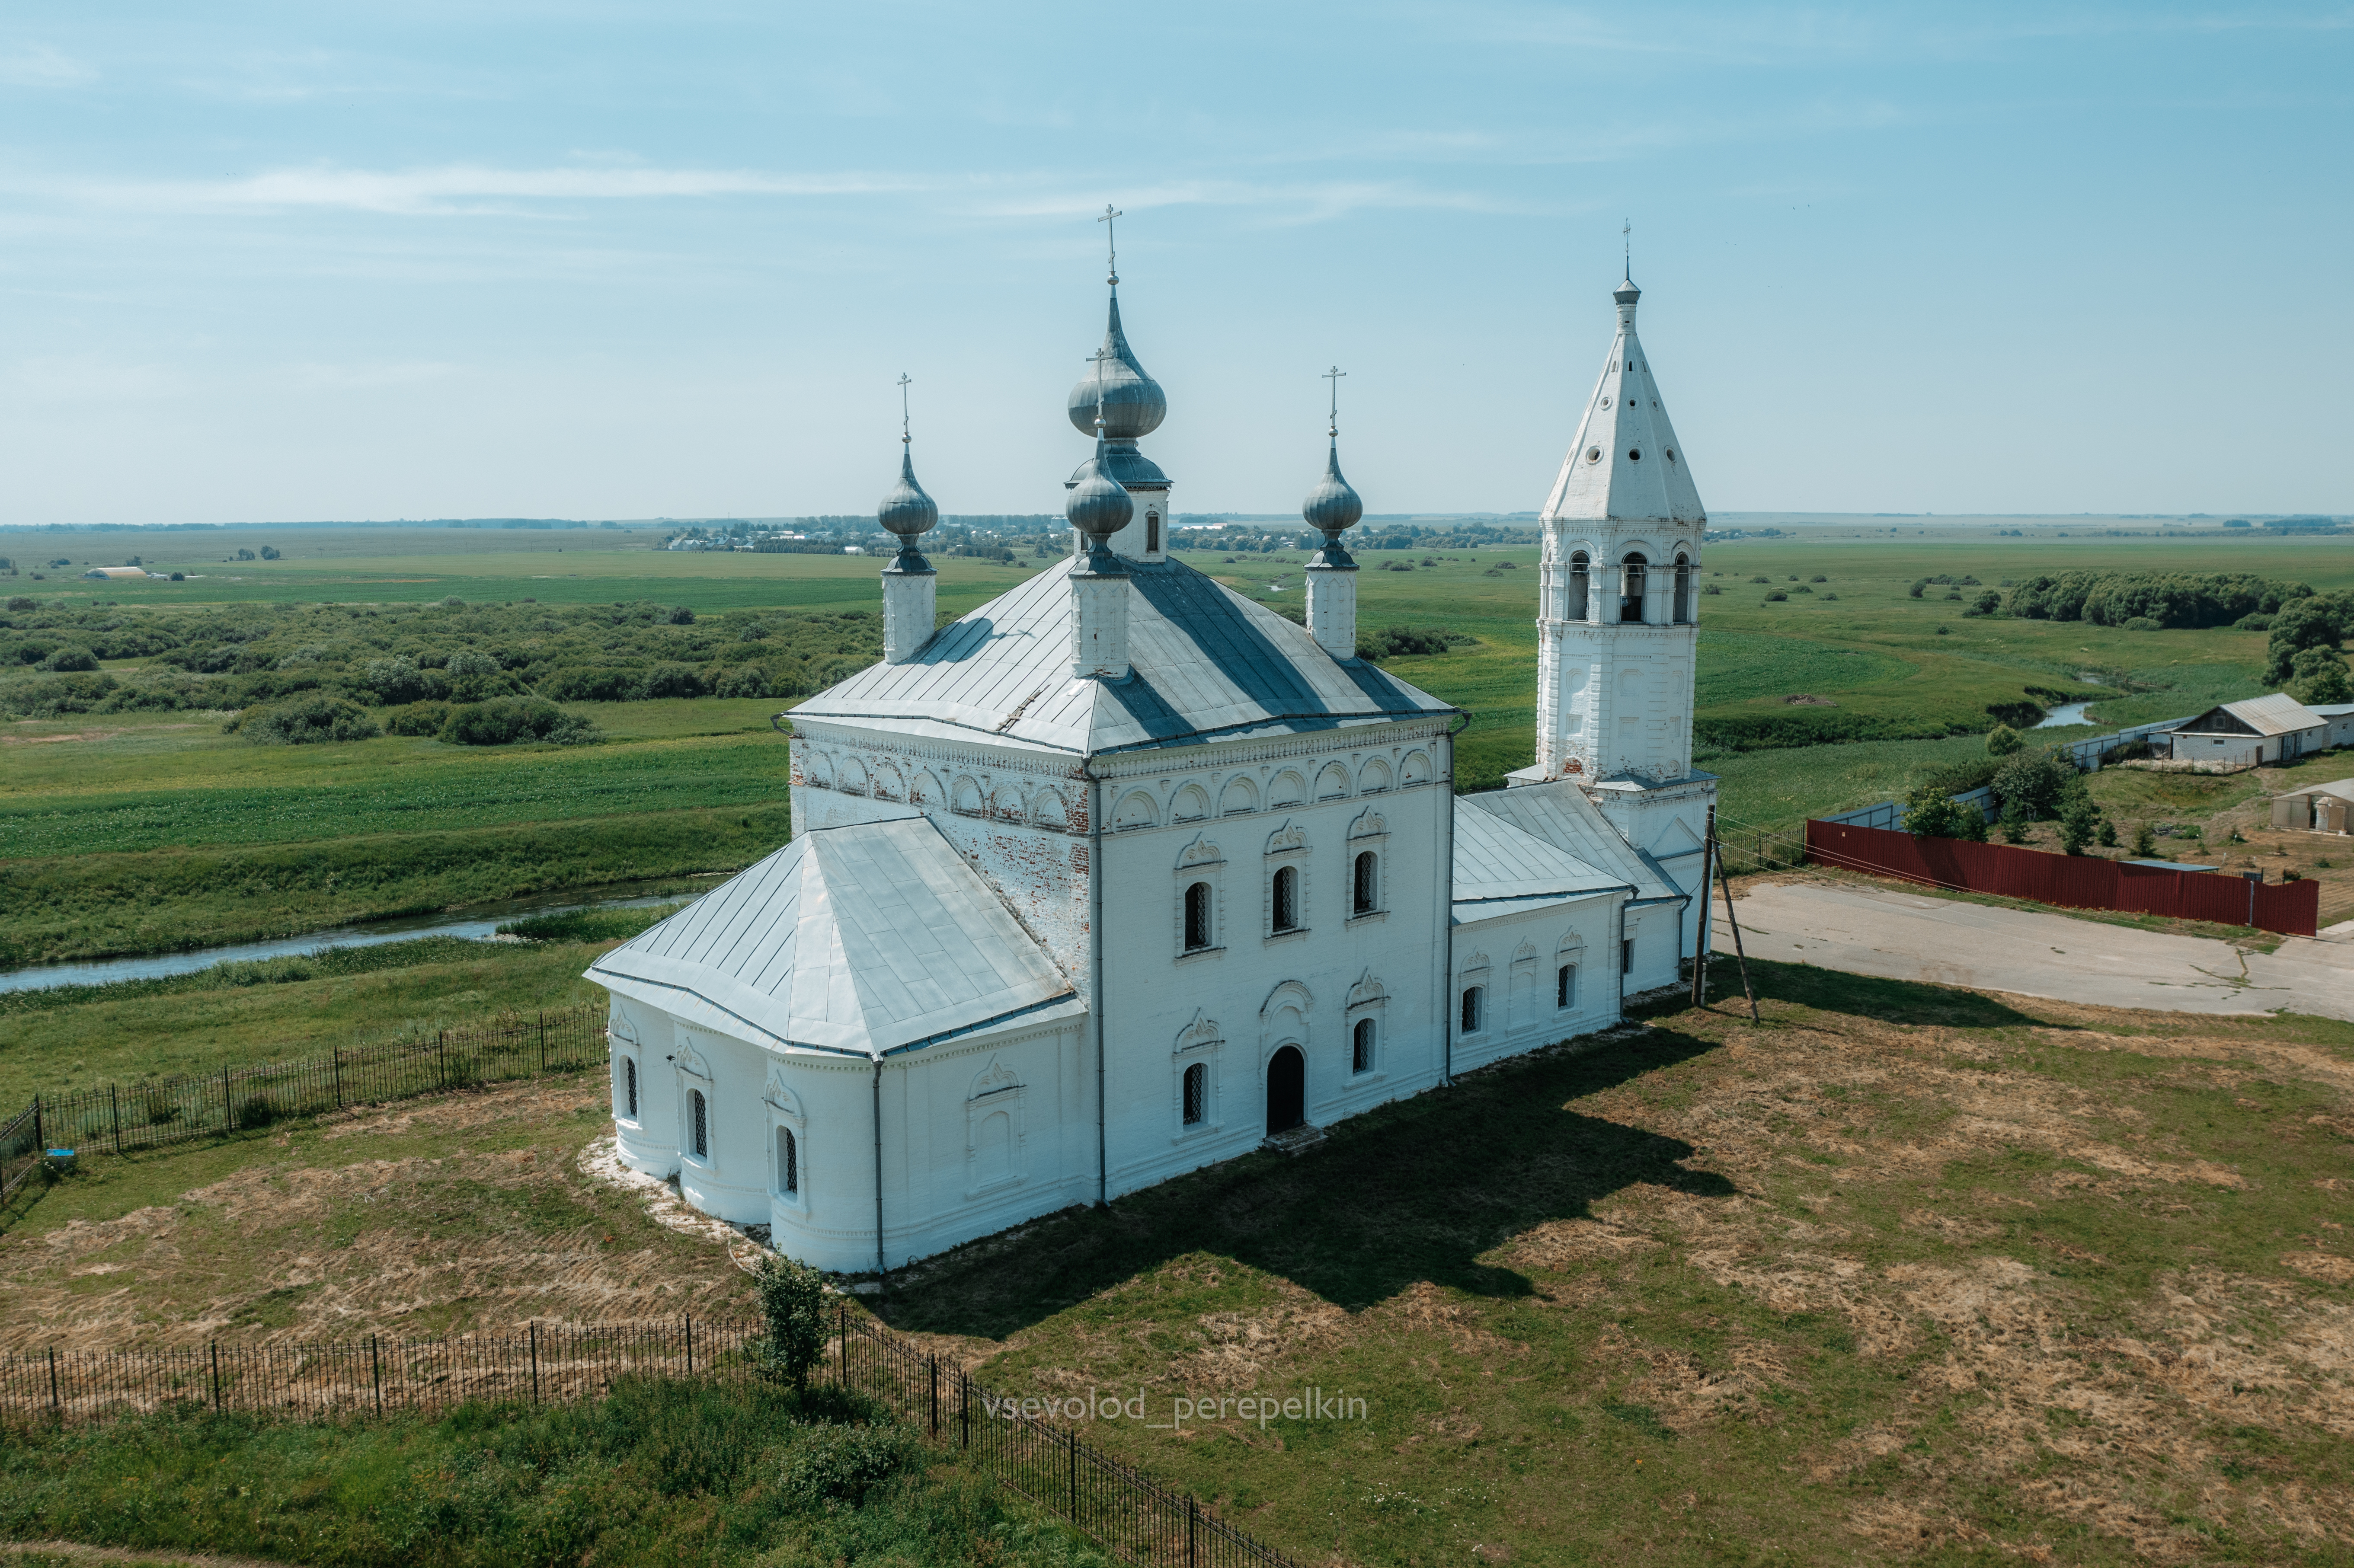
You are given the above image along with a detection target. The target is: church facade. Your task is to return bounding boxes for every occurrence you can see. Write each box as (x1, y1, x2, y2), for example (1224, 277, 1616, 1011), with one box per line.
(586, 261, 1718, 1274)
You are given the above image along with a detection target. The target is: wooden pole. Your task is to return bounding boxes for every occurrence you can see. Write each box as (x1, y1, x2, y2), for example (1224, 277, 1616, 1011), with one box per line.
(1714, 833, 1759, 1023)
(1689, 805, 1716, 1009)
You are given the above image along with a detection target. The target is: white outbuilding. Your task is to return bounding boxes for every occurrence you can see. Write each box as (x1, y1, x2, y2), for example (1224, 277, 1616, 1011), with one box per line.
(588, 259, 1718, 1273)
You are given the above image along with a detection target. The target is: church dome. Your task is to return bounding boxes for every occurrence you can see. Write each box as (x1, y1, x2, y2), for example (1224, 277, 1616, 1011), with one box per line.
(1065, 437, 1135, 546)
(1302, 442, 1363, 536)
(1065, 292, 1167, 441)
(1613, 273, 1642, 306)
(876, 448, 939, 543)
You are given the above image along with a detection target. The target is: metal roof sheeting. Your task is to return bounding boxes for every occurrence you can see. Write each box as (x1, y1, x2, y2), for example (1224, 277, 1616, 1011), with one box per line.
(1450, 805, 1625, 903)
(2175, 693, 2329, 738)
(1458, 779, 1683, 903)
(792, 555, 1453, 756)
(588, 814, 1073, 1059)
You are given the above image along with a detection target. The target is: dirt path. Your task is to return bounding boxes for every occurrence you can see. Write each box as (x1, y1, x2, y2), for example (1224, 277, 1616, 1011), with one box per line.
(1723, 878, 2354, 1019)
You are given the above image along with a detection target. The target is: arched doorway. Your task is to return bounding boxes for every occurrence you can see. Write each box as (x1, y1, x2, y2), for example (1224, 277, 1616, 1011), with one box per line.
(1266, 1046, 1305, 1135)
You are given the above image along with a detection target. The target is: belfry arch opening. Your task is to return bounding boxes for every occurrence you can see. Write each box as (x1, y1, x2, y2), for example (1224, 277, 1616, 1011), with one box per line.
(1619, 554, 1648, 624)
(1567, 550, 1590, 621)
(1673, 554, 1692, 623)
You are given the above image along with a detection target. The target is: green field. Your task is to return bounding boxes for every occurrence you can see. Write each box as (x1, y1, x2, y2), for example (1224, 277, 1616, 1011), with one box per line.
(4, 523, 2335, 968)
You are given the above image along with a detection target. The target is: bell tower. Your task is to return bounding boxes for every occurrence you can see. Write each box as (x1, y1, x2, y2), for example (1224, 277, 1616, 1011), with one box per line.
(1516, 265, 1716, 939)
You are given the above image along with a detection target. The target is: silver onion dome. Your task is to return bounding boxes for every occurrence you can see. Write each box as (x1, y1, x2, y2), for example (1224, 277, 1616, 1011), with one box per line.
(876, 448, 939, 558)
(1064, 291, 1167, 441)
(1065, 433, 1135, 556)
(1303, 441, 1363, 538)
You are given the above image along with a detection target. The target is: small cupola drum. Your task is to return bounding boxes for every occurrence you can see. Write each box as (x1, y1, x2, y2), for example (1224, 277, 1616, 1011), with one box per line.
(877, 373, 941, 665)
(1302, 365, 1364, 661)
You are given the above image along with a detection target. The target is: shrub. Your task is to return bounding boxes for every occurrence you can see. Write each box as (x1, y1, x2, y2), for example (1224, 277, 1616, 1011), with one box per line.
(258, 545, 280, 559)
(2097, 817, 2119, 848)
(38, 645, 99, 672)
(2057, 791, 2101, 856)
(2133, 821, 2158, 857)
(2121, 616, 2161, 631)
(753, 1254, 830, 1389)
(229, 696, 382, 745)
(774, 1421, 920, 1509)
(1357, 626, 1472, 660)
(1985, 724, 2025, 756)
(1904, 784, 1986, 842)
(358, 655, 434, 705)
(1993, 749, 2077, 821)
(1999, 800, 2032, 843)
(384, 701, 450, 736)
(1810, 575, 1828, 583)
(1763, 590, 1788, 602)
(1750, 575, 1771, 584)
(1985, 699, 2046, 728)
(668, 604, 697, 625)
(441, 646, 505, 702)
(1820, 592, 1837, 600)
(4, 595, 34, 611)
(1962, 591, 2003, 617)
(440, 696, 601, 747)
(1701, 583, 1722, 595)
(2235, 612, 2274, 631)
(1909, 580, 1927, 597)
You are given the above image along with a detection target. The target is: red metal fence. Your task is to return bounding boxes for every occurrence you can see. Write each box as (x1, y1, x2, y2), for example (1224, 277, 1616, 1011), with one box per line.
(1804, 821, 2319, 937)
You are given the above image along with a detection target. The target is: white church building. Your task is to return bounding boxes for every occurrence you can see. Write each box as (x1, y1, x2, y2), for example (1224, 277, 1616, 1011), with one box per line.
(587, 259, 1717, 1274)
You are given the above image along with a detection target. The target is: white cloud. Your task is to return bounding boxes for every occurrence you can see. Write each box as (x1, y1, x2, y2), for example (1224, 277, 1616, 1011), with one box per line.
(0, 43, 93, 87)
(16, 163, 940, 217)
(288, 361, 457, 390)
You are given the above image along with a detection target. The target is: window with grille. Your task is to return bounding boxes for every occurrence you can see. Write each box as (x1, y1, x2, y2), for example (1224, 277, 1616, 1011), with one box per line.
(1352, 1017, 1375, 1074)
(1184, 881, 1212, 950)
(1352, 851, 1378, 915)
(1182, 1063, 1206, 1126)
(1271, 865, 1299, 933)
(1622, 937, 1634, 976)
(1558, 964, 1577, 1009)
(1460, 986, 1484, 1035)
(690, 1089, 708, 1159)
(777, 1126, 798, 1194)
(623, 1056, 637, 1118)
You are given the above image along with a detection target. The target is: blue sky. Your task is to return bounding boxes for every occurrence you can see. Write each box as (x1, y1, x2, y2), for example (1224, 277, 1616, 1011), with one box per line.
(1, 3, 2346, 525)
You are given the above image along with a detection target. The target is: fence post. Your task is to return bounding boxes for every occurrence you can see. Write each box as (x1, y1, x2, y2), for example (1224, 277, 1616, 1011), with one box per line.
(1068, 1427, 1078, 1521)
(333, 1047, 344, 1111)
(960, 1370, 969, 1449)
(437, 1031, 447, 1089)
(684, 1313, 694, 1375)
(109, 1084, 122, 1156)
(1188, 1496, 1198, 1568)
(209, 1341, 221, 1411)
(928, 1353, 938, 1437)
(47, 1348, 59, 1416)
(530, 1322, 541, 1405)
(371, 1335, 382, 1416)
(538, 1013, 547, 1076)
(838, 1304, 847, 1388)
(32, 1093, 42, 1155)
(222, 1068, 233, 1133)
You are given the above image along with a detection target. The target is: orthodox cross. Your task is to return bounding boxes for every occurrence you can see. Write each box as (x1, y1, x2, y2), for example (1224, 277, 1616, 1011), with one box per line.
(1087, 346, 1115, 431)
(1098, 204, 1122, 284)
(896, 372, 912, 446)
(1623, 218, 1631, 275)
(1322, 364, 1347, 437)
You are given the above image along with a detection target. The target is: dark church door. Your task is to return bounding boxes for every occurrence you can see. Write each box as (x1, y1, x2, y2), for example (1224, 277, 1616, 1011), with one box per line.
(1266, 1046, 1305, 1135)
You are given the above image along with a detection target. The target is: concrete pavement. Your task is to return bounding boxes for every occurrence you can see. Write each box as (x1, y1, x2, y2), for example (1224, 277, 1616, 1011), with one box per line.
(1716, 880, 2354, 1021)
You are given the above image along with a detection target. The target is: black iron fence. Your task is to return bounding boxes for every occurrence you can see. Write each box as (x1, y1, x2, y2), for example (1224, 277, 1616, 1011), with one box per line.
(0, 1308, 1296, 1568)
(0, 1009, 608, 1204)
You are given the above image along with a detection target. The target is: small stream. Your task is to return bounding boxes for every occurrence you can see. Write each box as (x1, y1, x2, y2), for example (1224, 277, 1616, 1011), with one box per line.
(0, 882, 708, 996)
(2035, 701, 2095, 728)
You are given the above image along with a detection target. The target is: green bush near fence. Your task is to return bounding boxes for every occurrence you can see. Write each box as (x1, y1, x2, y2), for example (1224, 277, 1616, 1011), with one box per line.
(0, 1379, 1106, 1568)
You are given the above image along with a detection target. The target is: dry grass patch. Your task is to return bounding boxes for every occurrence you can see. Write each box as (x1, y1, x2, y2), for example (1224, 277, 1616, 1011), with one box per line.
(873, 964, 2354, 1566)
(0, 1080, 751, 1346)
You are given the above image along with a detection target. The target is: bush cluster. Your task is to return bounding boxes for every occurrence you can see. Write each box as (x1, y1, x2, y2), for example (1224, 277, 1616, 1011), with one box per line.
(2005, 571, 2311, 629)
(0, 598, 884, 722)
(1355, 625, 1476, 660)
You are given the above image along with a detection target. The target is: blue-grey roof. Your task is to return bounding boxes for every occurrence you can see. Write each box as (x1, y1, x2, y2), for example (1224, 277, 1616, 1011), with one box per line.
(1069, 440, 1167, 490)
(1302, 440, 1363, 535)
(878, 447, 939, 540)
(1451, 805, 1625, 905)
(790, 554, 1455, 756)
(587, 814, 1075, 1059)
(1066, 290, 1166, 441)
(1458, 779, 1683, 903)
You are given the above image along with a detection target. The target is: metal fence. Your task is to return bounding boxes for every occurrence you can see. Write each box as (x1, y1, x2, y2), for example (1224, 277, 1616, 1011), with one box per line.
(1, 1008, 608, 1204)
(0, 1307, 1295, 1568)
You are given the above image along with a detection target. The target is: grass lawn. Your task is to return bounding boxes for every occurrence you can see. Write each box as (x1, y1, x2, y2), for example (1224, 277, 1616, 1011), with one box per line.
(854, 964, 2354, 1568)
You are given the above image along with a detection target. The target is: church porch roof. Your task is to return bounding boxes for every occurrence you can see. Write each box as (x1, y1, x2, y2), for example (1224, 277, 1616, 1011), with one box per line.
(587, 814, 1076, 1060)
(1459, 778, 1684, 904)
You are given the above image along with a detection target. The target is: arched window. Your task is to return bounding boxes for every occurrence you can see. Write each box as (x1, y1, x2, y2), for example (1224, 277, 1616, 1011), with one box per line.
(1568, 550, 1590, 621)
(622, 1056, 638, 1119)
(1352, 851, 1378, 915)
(776, 1126, 798, 1195)
(1182, 1063, 1206, 1125)
(1557, 964, 1577, 1009)
(1147, 511, 1162, 553)
(690, 1089, 709, 1160)
(1460, 986, 1485, 1035)
(1673, 555, 1692, 623)
(1352, 1017, 1375, 1074)
(1621, 937, 1635, 976)
(1619, 554, 1648, 623)
(1184, 881, 1213, 951)
(1271, 865, 1299, 933)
